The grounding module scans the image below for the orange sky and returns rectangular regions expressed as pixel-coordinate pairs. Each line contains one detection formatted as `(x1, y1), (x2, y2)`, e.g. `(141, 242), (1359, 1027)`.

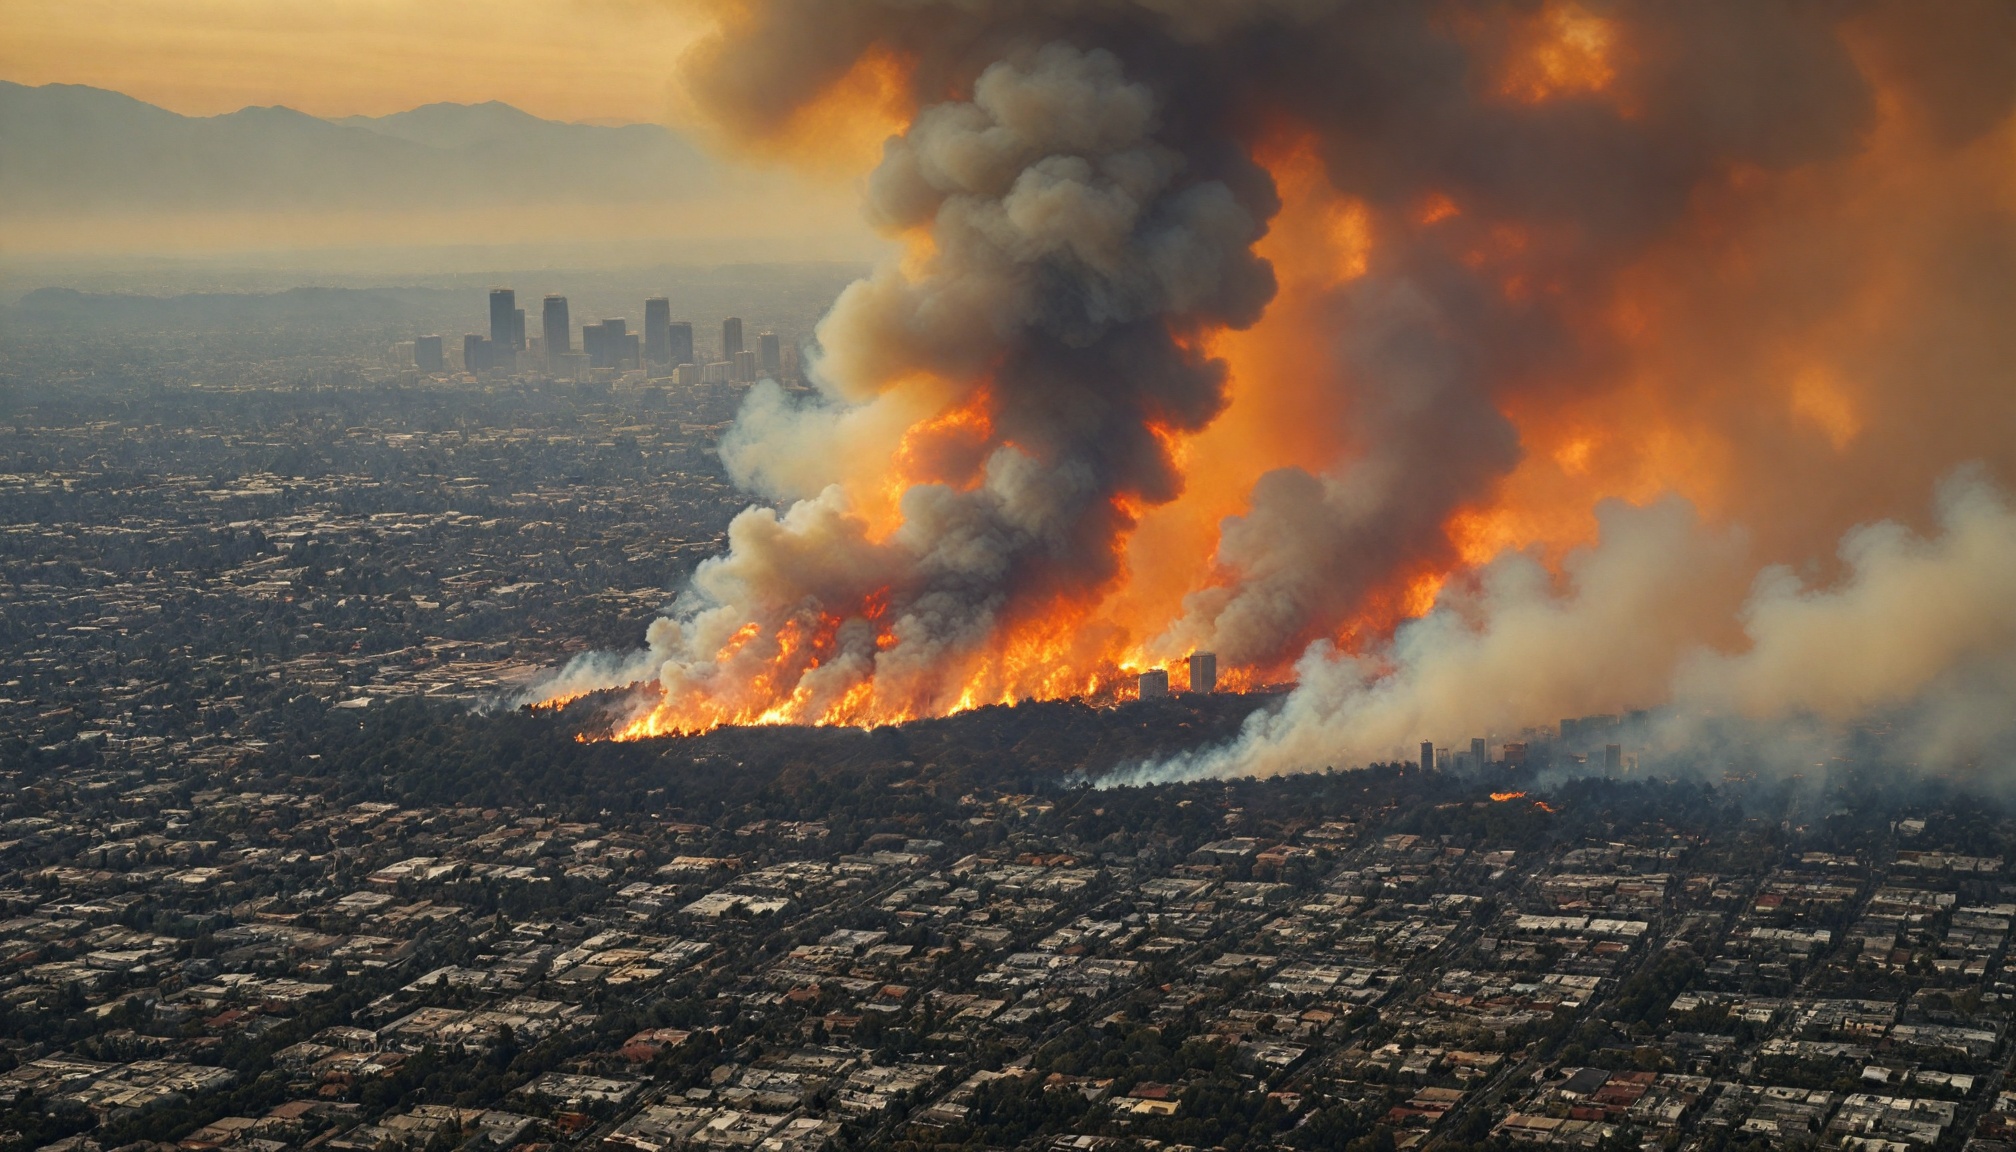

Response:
(0, 0), (709, 123)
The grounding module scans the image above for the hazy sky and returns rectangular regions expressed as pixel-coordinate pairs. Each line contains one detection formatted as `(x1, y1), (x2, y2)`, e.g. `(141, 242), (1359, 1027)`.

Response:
(0, 0), (707, 123)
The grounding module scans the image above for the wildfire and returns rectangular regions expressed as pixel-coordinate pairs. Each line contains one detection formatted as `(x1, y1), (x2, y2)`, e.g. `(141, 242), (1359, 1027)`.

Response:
(1489, 791), (1527, 802)
(526, 692), (588, 713)
(558, 588), (1156, 740)
(520, 2), (2016, 776)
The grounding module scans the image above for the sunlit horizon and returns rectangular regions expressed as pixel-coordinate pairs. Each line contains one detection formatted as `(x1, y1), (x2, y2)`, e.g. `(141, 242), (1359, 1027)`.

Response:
(0, 0), (715, 125)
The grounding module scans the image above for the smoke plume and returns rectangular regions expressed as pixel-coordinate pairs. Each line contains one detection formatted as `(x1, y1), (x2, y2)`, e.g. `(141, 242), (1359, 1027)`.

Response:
(1121, 467), (2016, 783)
(529, 0), (2016, 761)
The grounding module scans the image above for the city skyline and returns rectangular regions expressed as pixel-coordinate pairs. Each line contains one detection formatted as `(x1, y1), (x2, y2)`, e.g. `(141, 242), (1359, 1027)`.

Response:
(411, 287), (797, 383)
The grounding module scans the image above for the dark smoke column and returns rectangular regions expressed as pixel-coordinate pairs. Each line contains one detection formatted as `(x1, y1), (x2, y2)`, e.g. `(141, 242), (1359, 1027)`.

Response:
(529, 22), (1281, 728)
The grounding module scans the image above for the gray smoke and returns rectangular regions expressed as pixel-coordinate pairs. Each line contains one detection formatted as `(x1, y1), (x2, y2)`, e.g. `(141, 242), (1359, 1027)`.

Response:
(1117, 467), (2016, 783)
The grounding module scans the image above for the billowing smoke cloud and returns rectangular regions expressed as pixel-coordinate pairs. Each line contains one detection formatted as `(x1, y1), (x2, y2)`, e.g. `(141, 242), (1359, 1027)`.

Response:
(528, 0), (2016, 753)
(529, 38), (1276, 727)
(1121, 467), (2016, 783)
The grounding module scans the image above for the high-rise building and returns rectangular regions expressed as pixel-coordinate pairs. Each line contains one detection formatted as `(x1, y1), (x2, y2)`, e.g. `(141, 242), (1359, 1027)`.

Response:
(645, 298), (672, 365)
(489, 289), (519, 350)
(722, 316), (744, 361)
(1471, 737), (1488, 768)
(514, 308), (526, 351)
(673, 363), (701, 387)
(584, 322), (642, 370)
(1420, 740), (1436, 772)
(668, 321), (694, 369)
(414, 335), (444, 373)
(463, 334), (491, 373)
(1138, 669), (1169, 699)
(1605, 744), (1623, 771)
(758, 332), (781, 379)
(701, 361), (733, 384)
(542, 296), (571, 355)
(732, 349), (758, 382)
(1187, 651), (1217, 694)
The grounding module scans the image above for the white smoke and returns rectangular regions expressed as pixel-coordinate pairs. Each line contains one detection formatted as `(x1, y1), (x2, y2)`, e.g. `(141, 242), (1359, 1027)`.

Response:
(1117, 466), (2016, 783)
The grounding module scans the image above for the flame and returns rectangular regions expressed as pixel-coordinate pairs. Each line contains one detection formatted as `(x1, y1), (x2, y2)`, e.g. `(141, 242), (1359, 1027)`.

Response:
(526, 691), (588, 713)
(1489, 791), (1527, 802)
(570, 585), (1154, 739)
(1533, 800), (1558, 813)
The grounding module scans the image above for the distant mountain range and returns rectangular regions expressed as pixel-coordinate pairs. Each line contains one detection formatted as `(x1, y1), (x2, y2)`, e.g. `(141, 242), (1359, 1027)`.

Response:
(0, 82), (724, 214)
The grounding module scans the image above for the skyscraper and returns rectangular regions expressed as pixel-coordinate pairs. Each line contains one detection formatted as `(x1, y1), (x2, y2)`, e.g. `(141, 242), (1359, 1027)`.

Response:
(585, 319), (631, 369)
(733, 350), (758, 382)
(463, 334), (491, 373)
(414, 335), (444, 373)
(489, 289), (519, 350)
(543, 295), (570, 355)
(645, 298), (672, 366)
(722, 317), (744, 361)
(668, 322), (695, 369)
(758, 332), (781, 379)
(1187, 651), (1217, 694)
(1471, 737), (1488, 768)
(1138, 669), (1169, 699)
(1421, 740), (1436, 772)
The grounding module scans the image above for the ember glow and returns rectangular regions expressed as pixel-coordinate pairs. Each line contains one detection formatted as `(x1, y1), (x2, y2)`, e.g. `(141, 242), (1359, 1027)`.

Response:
(528, 1), (2016, 771)
(1489, 792), (1527, 803)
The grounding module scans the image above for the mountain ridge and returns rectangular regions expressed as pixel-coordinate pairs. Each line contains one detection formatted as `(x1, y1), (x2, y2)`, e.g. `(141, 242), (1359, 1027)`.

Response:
(0, 81), (722, 214)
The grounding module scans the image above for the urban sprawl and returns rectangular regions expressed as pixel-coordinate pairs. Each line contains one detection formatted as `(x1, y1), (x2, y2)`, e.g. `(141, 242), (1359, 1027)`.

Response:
(5, 286), (2016, 1152)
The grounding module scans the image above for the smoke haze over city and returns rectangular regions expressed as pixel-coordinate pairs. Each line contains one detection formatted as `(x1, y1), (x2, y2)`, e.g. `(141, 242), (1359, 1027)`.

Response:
(16, 10), (2016, 1152)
